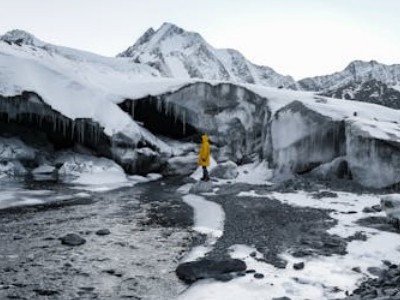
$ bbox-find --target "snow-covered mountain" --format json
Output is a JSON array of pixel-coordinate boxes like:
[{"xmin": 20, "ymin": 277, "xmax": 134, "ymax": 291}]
[
  {"xmin": 298, "ymin": 60, "xmax": 400, "ymax": 109},
  {"xmin": 299, "ymin": 60, "xmax": 400, "ymax": 91},
  {"xmin": 118, "ymin": 23, "xmax": 298, "ymax": 89}
]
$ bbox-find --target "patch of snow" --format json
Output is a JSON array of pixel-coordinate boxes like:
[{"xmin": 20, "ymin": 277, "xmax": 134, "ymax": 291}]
[{"xmin": 182, "ymin": 194, "xmax": 225, "ymax": 261}]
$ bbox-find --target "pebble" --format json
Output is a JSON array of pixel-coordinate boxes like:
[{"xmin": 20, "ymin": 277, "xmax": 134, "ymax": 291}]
[
  {"xmin": 96, "ymin": 229, "xmax": 111, "ymax": 236},
  {"xmin": 293, "ymin": 262, "xmax": 305, "ymax": 270}
]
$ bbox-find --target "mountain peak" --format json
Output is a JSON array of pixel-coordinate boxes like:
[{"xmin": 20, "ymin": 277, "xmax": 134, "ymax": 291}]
[
  {"xmin": 345, "ymin": 60, "xmax": 382, "ymax": 72},
  {"xmin": 1, "ymin": 29, "xmax": 45, "ymax": 47},
  {"xmin": 117, "ymin": 23, "xmax": 298, "ymax": 88},
  {"xmin": 158, "ymin": 22, "xmax": 184, "ymax": 34},
  {"xmin": 131, "ymin": 27, "xmax": 156, "ymax": 49}
]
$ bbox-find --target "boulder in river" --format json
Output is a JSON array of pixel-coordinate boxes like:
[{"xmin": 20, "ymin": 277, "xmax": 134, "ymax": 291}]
[
  {"xmin": 176, "ymin": 259, "xmax": 247, "ymax": 284},
  {"xmin": 60, "ymin": 233, "xmax": 86, "ymax": 246}
]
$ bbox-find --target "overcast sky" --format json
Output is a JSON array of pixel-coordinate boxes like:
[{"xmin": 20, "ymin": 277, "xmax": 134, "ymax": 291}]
[{"xmin": 1, "ymin": 0, "xmax": 399, "ymax": 79}]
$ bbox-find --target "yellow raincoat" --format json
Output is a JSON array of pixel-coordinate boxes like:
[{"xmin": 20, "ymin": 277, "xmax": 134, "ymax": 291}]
[{"xmin": 198, "ymin": 134, "xmax": 210, "ymax": 167}]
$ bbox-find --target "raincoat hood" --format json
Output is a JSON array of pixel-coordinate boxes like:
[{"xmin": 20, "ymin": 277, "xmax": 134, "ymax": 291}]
[{"xmin": 201, "ymin": 134, "xmax": 209, "ymax": 143}]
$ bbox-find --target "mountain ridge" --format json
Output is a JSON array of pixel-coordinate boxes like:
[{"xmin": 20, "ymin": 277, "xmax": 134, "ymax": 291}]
[{"xmin": 118, "ymin": 22, "xmax": 299, "ymax": 89}]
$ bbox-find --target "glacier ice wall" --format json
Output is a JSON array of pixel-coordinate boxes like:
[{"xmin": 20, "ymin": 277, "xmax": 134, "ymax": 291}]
[
  {"xmin": 346, "ymin": 123, "xmax": 400, "ymax": 188},
  {"xmin": 268, "ymin": 101, "xmax": 346, "ymax": 174},
  {"xmin": 119, "ymin": 82, "xmax": 270, "ymax": 163}
]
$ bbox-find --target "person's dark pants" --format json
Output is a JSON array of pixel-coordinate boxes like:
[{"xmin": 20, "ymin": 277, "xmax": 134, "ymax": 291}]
[{"xmin": 201, "ymin": 166, "xmax": 209, "ymax": 181}]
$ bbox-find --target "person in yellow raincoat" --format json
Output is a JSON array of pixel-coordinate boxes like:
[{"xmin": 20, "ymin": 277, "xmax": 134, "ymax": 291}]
[{"xmin": 198, "ymin": 134, "xmax": 210, "ymax": 181}]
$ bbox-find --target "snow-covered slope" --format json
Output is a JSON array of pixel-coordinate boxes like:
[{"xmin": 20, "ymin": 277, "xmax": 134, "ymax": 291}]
[{"xmin": 118, "ymin": 23, "xmax": 298, "ymax": 89}]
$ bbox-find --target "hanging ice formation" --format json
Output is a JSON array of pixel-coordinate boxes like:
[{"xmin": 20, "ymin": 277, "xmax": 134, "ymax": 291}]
[{"xmin": 0, "ymin": 92, "xmax": 109, "ymax": 151}]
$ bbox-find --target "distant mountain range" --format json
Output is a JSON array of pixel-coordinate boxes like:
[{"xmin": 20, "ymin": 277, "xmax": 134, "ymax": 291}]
[{"xmin": 2, "ymin": 23, "xmax": 400, "ymax": 108}]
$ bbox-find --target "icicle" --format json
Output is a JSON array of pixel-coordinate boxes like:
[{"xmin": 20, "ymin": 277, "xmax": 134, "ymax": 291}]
[
  {"xmin": 156, "ymin": 98, "xmax": 162, "ymax": 113},
  {"xmin": 174, "ymin": 103, "xmax": 179, "ymax": 123},
  {"xmin": 182, "ymin": 110, "xmax": 186, "ymax": 136},
  {"xmin": 71, "ymin": 121, "xmax": 75, "ymax": 140},
  {"xmin": 130, "ymin": 101, "xmax": 135, "ymax": 117}
]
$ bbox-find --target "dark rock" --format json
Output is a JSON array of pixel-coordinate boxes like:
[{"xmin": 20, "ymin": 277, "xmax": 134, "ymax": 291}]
[
  {"xmin": 291, "ymin": 249, "xmax": 314, "ymax": 257},
  {"xmin": 363, "ymin": 207, "xmax": 375, "ymax": 213},
  {"xmin": 96, "ymin": 229, "xmax": 111, "ymax": 236},
  {"xmin": 346, "ymin": 231, "xmax": 368, "ymax": 242},
  {"xmin": 274, "ymin": 259, "xmax": 288, "ymax": 269},
  {"xmin": 293, "ymin": 262, "xmax": 305, "ymax": 270},
  {"xmin": 33, "ymin": 289, "xmax": 59, "ymax": 296},
  {"xmin": 343, "ymin": 211, "xmax": 358, "ymax": 214},
  {"xmin": 60, "ymin": 233, "xmax": 86, "ymax": 246},
  {"xmin": 245, "ymin": 269, "xmax": 256, "ymax": 274},
  {"xmin": 272, "ymin": 297, "xmax": 291, "ymax": 300},
  {"xmin": 352, "ymin": 267, "xmax": 362, "ymax": 273},
  {"xmin": 254, "ymin": 273, "xmax": 264, "ymax": 279},
  {"xmin": 176, "ymin": 259, "xmax": 247, "ymax": 284},
  {"xmin": 312, "ymin": 191, "xmax": 338, "ymax": 199},
  {"xmin": 372, "ymin": 205, "xmax": 382, "ymax": 212},
  {"xmin": 367, "ymin": 267, "xmax": 383, "ymax": 276},
  {"xmin": 13, "ymin": 235, "xmax": 23, "ymax": 241}
]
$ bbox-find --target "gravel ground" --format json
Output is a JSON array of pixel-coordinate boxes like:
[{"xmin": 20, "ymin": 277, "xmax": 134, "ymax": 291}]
[{"xmin": 206, "ymin": 183, "xmax": 348, "ymax": 268}]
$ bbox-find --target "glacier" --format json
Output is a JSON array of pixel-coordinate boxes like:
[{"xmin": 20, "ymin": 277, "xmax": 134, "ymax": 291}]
[{"xmin": 1, "ymin": 29, "xmax": 400, "ymax": 189}]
